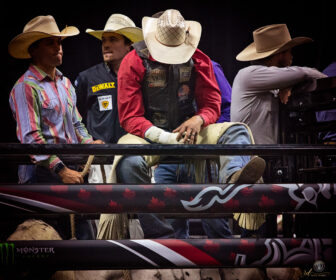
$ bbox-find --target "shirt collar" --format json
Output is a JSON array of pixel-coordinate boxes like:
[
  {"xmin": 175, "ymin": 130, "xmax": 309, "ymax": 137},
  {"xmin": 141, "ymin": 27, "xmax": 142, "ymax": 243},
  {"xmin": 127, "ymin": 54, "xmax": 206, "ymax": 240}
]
[
  {"xmin": 104, "ymin": 62, "xmax": 118, "ymax": 78},
  {"xmin": 29, "ymin": 64, "xmax": 63, "ymax": 82},
  {"xmin": 104, "ymin": 62, "xmax": 111, "ymax": 73}
]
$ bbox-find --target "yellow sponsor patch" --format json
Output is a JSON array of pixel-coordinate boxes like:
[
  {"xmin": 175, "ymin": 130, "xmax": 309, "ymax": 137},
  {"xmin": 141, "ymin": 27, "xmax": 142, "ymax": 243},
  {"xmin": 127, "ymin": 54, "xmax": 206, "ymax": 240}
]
[
  {"xmin": 92, "ymin": 82, "xmax": 115, "ymax": 93},
  {"xmin": 98, "ymin": 95, "xmax": 112, "ymax": 111},
  {"xmin": 102, "ymin": 101, "xmax": 109, "ymax": 109}
]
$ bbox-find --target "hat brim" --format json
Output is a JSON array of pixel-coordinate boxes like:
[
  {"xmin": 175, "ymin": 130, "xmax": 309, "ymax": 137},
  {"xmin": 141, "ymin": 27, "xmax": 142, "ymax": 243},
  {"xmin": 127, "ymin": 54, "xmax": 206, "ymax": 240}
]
[
  {"xmin": 142, "ymin": 16, "xmax": 201, "ymax": 64},
  {"xmin": 86, "ymin": 27, "xmax": 143, "ymax": 43},
  {"xmin": 236, "ymin": 37, "xmax": 313, "ymax": 62},
  {"xmin": 8, "ymin": 26, "xmax": 79, "ymax": 59}
]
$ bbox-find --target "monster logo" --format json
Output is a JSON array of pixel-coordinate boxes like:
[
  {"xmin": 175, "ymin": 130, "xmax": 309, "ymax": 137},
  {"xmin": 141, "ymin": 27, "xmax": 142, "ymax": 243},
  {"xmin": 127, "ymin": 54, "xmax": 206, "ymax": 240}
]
[{"xmin": 0, "ymin": 242, "xmax": 15, "ymax": 265}]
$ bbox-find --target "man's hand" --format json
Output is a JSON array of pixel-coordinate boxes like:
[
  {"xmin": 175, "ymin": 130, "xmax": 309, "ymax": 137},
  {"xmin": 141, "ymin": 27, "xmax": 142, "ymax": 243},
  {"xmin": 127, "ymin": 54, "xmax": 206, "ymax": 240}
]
[
  {"xmin": 58, "ymin": 167, "xmax": 84, "ymax": 184},
  {"xmin": 145, "ymin": 126, "xmax": 182, "ymax": 144},
  {"xmin": 279, "ymin": 88, "xmax": 292, "ymax": 104},
  {"xmin": 173, "ymin": 115, "xmax": 204, "ymax": 144},
  {"xmin": 91, "ymin": 139, "xmax": 105, "ymax": 144}
]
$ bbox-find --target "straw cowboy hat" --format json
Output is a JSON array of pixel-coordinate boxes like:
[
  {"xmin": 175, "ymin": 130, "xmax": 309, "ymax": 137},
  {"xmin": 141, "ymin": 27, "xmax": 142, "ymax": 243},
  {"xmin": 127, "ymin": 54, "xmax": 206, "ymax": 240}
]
[
  {"xmin": 236, "ymin": 23, "xmax": 312, "ymax": 61},
  {"xmin": 86, "ymin": 14, "xmax": 143, "ymax": 43},
  {"xmin": 142, "ymin": 9, "xmax": 202, "ymax": 64},
  {"xmin": 8, "ymin": 15, "xmax": 79, "ymax": 59}
]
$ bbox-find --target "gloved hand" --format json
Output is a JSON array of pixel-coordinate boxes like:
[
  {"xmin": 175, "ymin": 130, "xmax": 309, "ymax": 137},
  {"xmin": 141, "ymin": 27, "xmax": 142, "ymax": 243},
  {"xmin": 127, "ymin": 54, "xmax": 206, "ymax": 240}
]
[{"xmin": 145, "ymin": 126, "xmax": 182, "ymax": 144}]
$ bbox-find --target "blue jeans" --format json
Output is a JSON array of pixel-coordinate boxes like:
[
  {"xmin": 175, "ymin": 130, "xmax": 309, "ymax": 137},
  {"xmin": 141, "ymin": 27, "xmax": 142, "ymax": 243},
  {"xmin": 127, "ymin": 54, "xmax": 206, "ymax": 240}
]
[
  {"xmin": 19, "ymin": 165, "xmax": 95, "ymax": 240},
  {"xmin": 116, "ymin": 156, "xmax": 176, "ymax": 239},
  {"xmin": 154, "ymin": 163, "xmax": 232, "ymax": 238},
  {"xmin": 116, "ymin": 124, "xmax": 252, "ymax": 238},
  {"xmin": 218, "ymin": 124, "xmax": 251, "ymax": 183}
]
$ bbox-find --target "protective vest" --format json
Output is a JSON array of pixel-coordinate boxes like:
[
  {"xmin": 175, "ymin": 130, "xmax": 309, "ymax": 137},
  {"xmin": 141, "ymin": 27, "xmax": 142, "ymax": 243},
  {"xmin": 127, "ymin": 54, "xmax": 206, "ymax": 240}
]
[
  {"xmin": 134, "ymin": 41, "xmax": 196, "ymax": 131},
  {"xmin": 74, "ymin": 63, "xmax": 126, "ymax": 143}
]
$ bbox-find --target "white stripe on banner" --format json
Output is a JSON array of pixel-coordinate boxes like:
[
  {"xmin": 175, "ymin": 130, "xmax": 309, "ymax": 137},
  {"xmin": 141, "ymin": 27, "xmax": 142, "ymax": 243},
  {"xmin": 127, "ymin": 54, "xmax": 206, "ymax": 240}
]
[
  {"xmin": 132, "ymin": 240, "xmax": 196, "ymax": 266},
  {"xmin": 0, "ymin": 193, "xmax": 71, "ymax": 213},
  {"xmin": 107, "ymin": 240, "xmax": 158, "ymax": 267}
]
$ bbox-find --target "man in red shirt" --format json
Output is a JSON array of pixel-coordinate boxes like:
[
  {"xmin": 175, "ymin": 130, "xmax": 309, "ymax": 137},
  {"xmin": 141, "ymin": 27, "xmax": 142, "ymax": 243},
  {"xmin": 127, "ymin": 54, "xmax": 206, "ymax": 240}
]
[{"xmin": 116, "ymin": 9, "xmax": 266, "ymax": 238}]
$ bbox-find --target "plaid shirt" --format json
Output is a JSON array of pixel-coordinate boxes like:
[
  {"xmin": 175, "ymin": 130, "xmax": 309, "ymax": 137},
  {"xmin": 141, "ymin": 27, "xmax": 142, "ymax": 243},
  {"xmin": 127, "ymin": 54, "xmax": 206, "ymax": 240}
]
[{"xmin": 9, "ymin": 64, "xmax": 93, "ymax": 171}]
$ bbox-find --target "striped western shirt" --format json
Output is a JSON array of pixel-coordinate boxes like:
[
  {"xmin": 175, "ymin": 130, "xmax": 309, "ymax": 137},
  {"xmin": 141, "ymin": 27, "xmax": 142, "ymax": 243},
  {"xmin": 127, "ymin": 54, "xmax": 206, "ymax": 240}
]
[{"xmin": 9, "ymin": 64, "xmax": 93, "ymax": 171}]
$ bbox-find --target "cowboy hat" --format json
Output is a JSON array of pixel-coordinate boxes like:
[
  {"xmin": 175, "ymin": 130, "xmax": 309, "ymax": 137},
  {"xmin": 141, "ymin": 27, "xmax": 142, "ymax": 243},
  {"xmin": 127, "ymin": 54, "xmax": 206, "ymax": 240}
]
[
  {"xmin": 236, "ymin": 24, "xmax": 312, "ymax": 61},
  {"xmin": 86, "ymin": 14, "xmax": 143, "ymax": 43},
  {"xmin": 142, "ymin": 9, "xmax": 202, "ymax": 64},
  {"xmin": 8, "ymin": 15, "xmax": 79, "ymax": 59}
]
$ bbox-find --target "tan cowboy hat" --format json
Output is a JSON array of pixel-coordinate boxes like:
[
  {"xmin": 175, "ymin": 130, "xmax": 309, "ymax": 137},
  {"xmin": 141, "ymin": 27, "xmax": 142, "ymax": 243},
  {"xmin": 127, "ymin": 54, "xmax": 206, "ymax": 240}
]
[
  {"xmin": 236, "ymin": 24, "xmax": 312, "ymax": 61},
  {"xmin": 86, "ymin": 14, "xmax": 143, "ymax": 43},
  {"xmin": 8, "ymin": 15, "xmax": 79, "ymax": 59},
  {"xmin": 142, "ymin": 9, "xmax": 202, "ymax": 64}
]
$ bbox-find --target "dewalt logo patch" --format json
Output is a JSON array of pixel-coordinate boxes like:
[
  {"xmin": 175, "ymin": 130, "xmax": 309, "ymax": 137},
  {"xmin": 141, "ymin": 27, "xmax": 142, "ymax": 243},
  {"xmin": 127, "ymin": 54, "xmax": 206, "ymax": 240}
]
[{"xmin": 92, "ymin": 82, "xmax": 115, "ymax": 93}]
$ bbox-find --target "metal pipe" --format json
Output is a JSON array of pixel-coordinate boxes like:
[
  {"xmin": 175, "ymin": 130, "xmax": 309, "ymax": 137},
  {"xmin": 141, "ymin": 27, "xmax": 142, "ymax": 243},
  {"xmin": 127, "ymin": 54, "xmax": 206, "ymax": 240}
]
[
  {"xmin": 0, "ymin": 143, "xmax": 335, "ymax": 156},
  {"xmin": 0, "ymin": 183, "xmax": 335, "ymax": 214},
  {"xmin": 0, "ymin": 239, "xmax": 332, "ymax": 270}
]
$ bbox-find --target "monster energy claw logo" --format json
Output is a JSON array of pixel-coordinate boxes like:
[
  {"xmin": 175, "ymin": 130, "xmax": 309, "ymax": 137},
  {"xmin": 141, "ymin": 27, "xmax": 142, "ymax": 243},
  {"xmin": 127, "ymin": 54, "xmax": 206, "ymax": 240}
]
[{"xmin": 0, "ymin": 242, "xmax": 15, "ymax": 265}]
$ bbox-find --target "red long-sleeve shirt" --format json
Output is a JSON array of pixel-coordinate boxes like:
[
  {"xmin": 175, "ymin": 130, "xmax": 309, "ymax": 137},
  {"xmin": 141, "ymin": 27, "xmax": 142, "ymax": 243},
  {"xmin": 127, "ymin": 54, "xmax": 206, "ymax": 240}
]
[{"xmin": 118, "ymin": 48, "xmax": 221, "ymax": 138}]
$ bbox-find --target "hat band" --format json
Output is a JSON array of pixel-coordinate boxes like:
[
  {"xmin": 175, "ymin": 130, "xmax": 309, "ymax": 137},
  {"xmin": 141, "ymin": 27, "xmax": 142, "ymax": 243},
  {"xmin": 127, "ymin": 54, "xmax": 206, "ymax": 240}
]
[{"xmin": 256, "ymin": 40, "xmax": 290, "ymax": 53}]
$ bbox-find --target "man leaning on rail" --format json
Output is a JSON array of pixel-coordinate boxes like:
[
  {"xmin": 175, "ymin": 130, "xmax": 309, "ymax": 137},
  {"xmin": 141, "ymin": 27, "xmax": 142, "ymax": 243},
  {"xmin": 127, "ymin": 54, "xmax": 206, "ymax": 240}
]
[{"xmin": 8, "ymin": 15, "xmax": 103, "ymax": 239}]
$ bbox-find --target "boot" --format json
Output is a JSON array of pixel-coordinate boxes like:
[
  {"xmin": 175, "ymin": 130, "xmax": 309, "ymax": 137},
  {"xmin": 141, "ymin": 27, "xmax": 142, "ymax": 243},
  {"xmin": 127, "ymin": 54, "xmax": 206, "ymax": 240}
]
[
  {"xmin": 229, "ymin": 156, "xmax": 267, "ymax": 232},
  {"xmin": 228, "ymin": 156, "xmax": 266, "ymax": 184}
]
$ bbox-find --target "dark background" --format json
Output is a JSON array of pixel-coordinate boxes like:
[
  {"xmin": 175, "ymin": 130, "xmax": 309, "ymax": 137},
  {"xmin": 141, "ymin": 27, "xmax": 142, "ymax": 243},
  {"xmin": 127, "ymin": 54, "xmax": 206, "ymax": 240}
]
[{"xmin": 1, "ymin": 0, "xmax": 335, "ymax": 182}]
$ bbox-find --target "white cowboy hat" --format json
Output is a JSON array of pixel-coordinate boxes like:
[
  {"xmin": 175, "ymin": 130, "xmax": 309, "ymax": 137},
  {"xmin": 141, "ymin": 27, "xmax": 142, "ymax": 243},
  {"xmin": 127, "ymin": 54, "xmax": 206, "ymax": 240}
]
[
  {"xmin": 142, "ymin": 9, "xmax": 202, "ymax": 64},
  {"xmin": 236, "ymin": 23, "xmax": 312, "ymax": 61},
  {"xmin": 86, "ymin": 14, "xmax": 143, "ymax": 43},
  {"xmin": 8, "ymin": 15, "xmax": 79, "ymax": 59}
]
